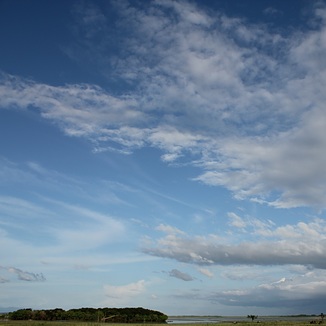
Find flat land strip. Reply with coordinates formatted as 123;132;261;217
0;321;320;326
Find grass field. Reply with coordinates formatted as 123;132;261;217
0;321;320;326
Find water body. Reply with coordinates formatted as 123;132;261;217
167;316;317;324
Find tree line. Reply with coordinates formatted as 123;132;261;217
6;307;168;323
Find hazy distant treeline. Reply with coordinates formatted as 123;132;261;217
6;307;168;322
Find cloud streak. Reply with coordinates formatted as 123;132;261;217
168;269;194;281
0;266;45;282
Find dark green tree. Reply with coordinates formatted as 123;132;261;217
247;315;258;322
7;306;168;323
9;309;33;320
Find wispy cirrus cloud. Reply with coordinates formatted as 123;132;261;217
1;1;326;210
0;159;152;273
0;196;126;255
0;157;130;207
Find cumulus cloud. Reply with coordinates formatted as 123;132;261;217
1;1;326;209
143;219;326;269
103;280;147;305
195;109;326;209
104;280;146;298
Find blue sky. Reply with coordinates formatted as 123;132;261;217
1;0;326;316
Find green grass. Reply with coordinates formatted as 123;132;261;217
0;322;100;326
0;322;318;326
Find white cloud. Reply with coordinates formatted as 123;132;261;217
198;267;213;278
143;219;326;269
156;224;185;235
227;212;247;229
0;193;126;254
263;7;283;16
47;201;126;251
1;2;326;210
0;196;50;222
156;0;213;27
103;280;147;306
0;157;132;207
195;110;326;208
0;159;134;271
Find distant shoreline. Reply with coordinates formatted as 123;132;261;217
167;315;319;324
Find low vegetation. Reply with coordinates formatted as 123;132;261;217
0;321;323;326
1;307;167;323
0;311;324;326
